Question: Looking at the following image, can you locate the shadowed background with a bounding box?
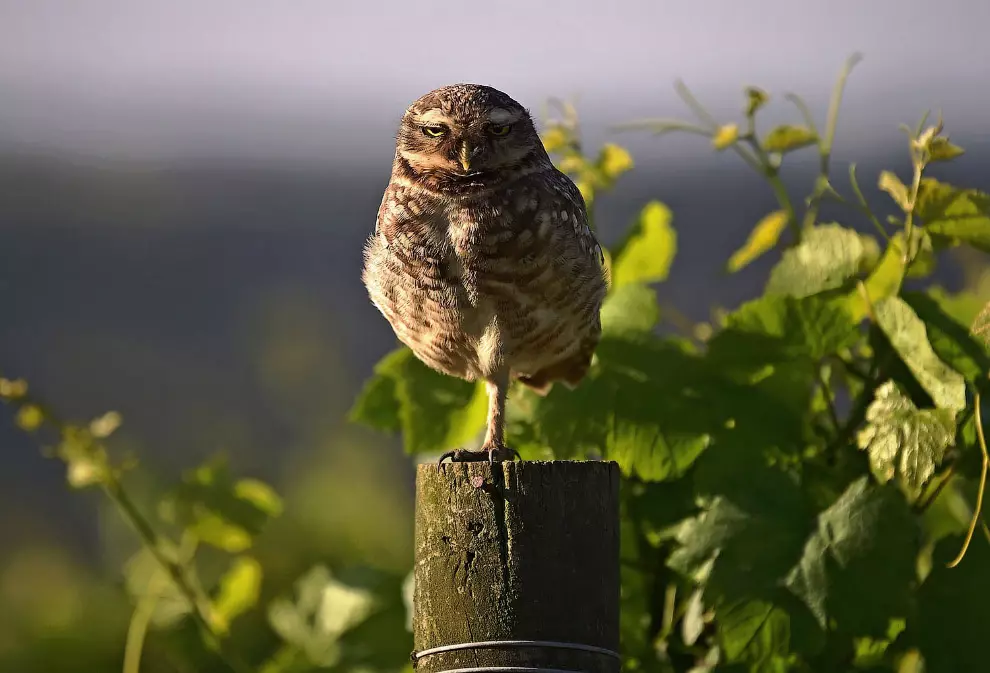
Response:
[1,0,989,668]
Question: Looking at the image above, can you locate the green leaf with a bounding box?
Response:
[268,565,376,667]
[916,178,990,253]
[212,556,263,634]
[856,381,956,495]
[610,200,677,288]
[349,359,402,434]
[928,136,965,163]
[712,123,739,151]
[761,125,817,153]
[872,296,967,411]
[878,170,911,212]
[726,210,790,273]
[164,457,283,552]
[916,535,990,672]
[349,347,487,455]
[718,600,793,670]
[765,224,873,298]
[903,291,990,381]
[973,300,990,347]
[600,283,660,336]
[596,143,634,181]
[785,478,917,636]
[518,336,711,479]
[124,547,194,629]
[844,232,907,322]
[711,294,859,363]
[745,87,769,116]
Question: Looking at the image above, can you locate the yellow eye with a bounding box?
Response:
[490,124,512,137]
[422,125,446,138]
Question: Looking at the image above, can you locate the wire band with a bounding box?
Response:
[431,667,585,673]
[412,639,620,661]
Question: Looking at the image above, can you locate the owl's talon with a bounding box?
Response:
[436,446,520,470]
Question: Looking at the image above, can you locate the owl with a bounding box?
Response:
[362,84,608,463]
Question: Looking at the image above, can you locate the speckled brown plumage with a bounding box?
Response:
[362,84,608,462]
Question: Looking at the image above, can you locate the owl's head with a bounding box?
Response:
[395,84,546,183]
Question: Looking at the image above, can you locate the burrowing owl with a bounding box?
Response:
[362,84,607,463]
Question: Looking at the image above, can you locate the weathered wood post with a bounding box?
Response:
[412,460,620,673]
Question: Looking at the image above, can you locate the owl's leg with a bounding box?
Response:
[438,371,520,465]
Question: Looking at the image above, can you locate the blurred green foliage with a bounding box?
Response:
[6,55,990,673]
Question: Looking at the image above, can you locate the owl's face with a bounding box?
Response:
[395,84,544,182]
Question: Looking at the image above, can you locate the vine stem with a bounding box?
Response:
[948,391,989,567]
[7,393,251,673]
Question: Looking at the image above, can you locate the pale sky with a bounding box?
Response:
[1,0,987,165]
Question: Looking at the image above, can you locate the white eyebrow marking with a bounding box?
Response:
[416,109,452,125]
[488,108,522,125]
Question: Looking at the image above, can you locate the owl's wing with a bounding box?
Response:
[545,167,607,275]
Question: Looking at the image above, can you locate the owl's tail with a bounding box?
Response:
[514,348,594,397]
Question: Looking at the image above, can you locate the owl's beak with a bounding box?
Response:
[458,142,472,172]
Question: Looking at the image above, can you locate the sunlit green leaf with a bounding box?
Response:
[844,232,907,322]
[726,210,789,273]
[916,178,990,253]
[878,170,911,212]
[596,143,634,181]
[766,224,872,298]
[0,377,28,399]
[856,381,956,494]
[212,556,263,634]
[762,125,817,153]
[712,123,739,151]
[540,126,570,154]
[610,201,677,288]
[600,283,660,336]
[15,404,43,431]
[872,297,966,411]
[349,347,487,455]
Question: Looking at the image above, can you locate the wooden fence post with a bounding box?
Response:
[412,460,620,673]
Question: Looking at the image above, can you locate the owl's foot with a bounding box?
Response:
[437,444,520,468]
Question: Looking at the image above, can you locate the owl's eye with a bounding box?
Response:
[422,125,447,138]
[489,124,512,137]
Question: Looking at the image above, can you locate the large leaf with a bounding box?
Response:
[711,294,860,363]
[916,535,990,672]
[785,478,917,637]
[916,178,990,253]
[766,224,874,298]
[600,282,660,336]
[856,381,956,495]
[872,297,966,412]
[903,291,990,381]
[726,209,790,273]
[517,336,712,480]
[610,200,677,288]
[349,347,488,455]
